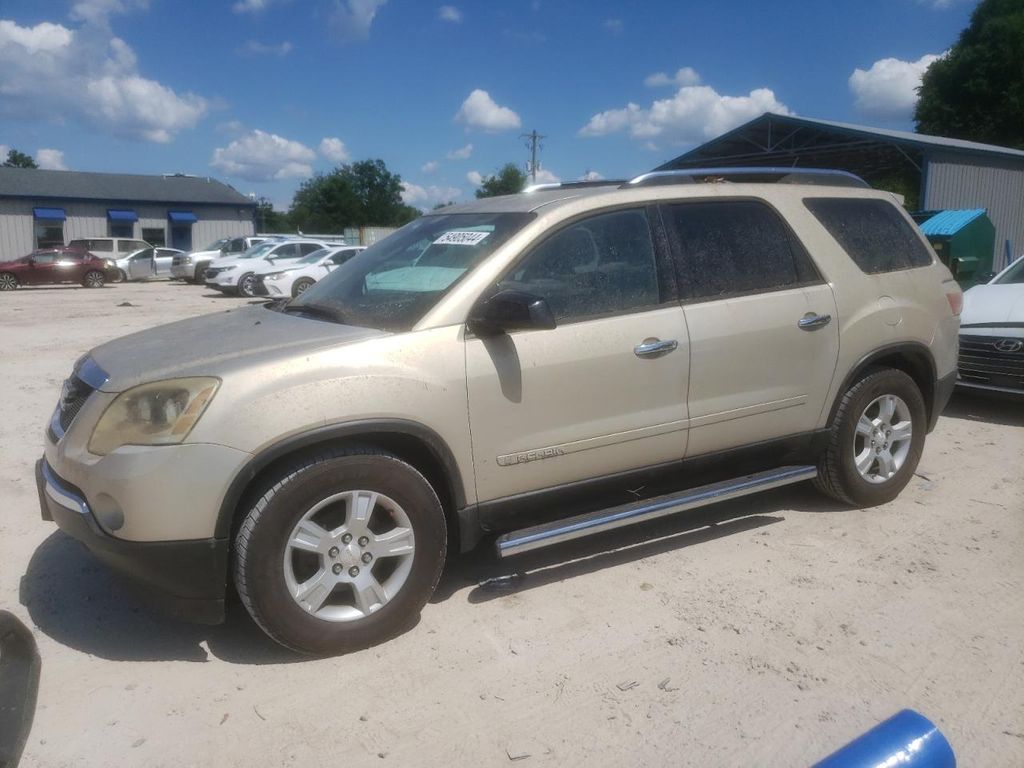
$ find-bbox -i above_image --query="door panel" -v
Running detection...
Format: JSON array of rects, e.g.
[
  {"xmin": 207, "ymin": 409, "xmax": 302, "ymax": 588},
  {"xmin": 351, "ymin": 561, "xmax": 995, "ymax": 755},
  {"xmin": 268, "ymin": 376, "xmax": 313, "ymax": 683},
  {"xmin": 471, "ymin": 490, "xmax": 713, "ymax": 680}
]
[
  {"xmin": 53, "ymin": 253, "xmax": 83, "ymax": 283},
  {"xmin": 465, "ymin": 205, "xmax": 688, "ymax": 504},
  {"xmin": 128, "ymin": 249, "xmax": 156, "ymax": 280},
  {"xmin": 466, "ymin": 307, "xmax": 689, "ymax": 502},
  {"xmin": 683, "ymin": 284, "xmax": 839, "ymax": 455}
]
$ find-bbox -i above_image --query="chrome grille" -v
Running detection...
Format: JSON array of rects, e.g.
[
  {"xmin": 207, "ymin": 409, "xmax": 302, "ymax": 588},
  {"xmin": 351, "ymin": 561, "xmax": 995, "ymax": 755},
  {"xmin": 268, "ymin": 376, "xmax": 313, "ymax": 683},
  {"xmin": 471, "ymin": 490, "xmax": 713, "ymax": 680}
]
[{"xmin": 958, "ymin": 334, "xmax": 1024, "ymax": 391}]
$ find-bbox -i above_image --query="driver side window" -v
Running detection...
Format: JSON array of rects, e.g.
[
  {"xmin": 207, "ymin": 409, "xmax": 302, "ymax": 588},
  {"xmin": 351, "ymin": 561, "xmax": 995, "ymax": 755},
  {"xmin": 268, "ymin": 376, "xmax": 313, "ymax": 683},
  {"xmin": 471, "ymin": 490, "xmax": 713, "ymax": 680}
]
[{"xmin": 499, "ymin": 208, "xmax": 661, "ymax": 322}]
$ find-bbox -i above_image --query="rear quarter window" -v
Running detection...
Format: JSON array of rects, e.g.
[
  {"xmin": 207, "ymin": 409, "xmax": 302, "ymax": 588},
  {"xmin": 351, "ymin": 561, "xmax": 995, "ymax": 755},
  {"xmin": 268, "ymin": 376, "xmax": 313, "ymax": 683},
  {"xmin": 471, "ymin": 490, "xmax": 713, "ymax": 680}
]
[{"xmin": 804, "ymin": 197, "xmax": 933, "ymax": 274}]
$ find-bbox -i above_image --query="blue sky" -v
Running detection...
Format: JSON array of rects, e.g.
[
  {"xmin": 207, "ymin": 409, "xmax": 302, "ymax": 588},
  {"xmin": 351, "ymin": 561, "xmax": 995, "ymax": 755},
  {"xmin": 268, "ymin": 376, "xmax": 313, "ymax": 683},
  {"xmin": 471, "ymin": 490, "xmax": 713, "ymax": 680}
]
[{"xmin": 0, "ymin": 0, "xmax": 976, "ymax": 210}]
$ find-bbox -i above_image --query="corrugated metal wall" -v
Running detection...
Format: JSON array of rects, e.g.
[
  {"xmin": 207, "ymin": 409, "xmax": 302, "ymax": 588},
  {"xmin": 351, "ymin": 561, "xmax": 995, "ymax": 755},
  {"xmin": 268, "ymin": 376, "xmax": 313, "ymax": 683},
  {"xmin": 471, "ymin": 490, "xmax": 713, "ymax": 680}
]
[
  {"xmin": 0, "ymin": 200, "xmax": 254, "ymax": 257},
  {"xmin": 925, "ymin": 152, "xmax": 1024, "ymax": 270}
]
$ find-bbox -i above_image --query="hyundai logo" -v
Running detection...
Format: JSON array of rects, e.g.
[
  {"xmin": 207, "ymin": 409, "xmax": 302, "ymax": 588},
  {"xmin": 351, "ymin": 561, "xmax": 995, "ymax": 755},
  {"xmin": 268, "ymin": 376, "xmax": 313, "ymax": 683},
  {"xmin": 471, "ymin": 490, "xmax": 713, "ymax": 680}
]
[{"xmin": 994, "ymin": 338, "xmax": 1023, "ymax": 353}]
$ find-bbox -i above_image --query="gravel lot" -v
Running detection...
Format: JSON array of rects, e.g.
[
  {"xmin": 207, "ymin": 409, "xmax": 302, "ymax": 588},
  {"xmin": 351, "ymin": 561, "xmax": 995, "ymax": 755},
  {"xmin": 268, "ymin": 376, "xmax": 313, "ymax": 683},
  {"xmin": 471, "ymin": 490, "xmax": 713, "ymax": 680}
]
[{"xmin": 2, "ymin": 281, "xmax": 1022, "ymax": 767}]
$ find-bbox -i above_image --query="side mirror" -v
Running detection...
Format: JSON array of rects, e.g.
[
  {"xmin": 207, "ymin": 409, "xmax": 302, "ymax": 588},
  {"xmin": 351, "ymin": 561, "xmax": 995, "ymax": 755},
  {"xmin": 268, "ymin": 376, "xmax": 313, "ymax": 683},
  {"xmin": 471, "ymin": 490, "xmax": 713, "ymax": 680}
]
[{"xmin": 468, "ymin": 289, "xmax": 556, "ymax": 336}]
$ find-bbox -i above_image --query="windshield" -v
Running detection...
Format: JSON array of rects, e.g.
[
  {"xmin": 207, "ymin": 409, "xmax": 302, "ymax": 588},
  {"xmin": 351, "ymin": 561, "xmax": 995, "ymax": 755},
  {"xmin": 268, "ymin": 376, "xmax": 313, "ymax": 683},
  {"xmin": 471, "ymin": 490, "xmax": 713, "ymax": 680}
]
[
  {"xmin": 238, "ymin": 242, "xmax": 277, "ymax": 260},
  {"xmin": 294, "ymin": 248, "xmax": 330, "ymax": 265},
  {"xmin": 290, "ymin": 212, "xmax": 534, "ymax": 331},
  {"xmin": 203, "ymin": 238, "xmax": 230, "ymax": 251},
  {"xmin": 995, "ymin": 256, "xmax": 1024, "ymax": 285}
]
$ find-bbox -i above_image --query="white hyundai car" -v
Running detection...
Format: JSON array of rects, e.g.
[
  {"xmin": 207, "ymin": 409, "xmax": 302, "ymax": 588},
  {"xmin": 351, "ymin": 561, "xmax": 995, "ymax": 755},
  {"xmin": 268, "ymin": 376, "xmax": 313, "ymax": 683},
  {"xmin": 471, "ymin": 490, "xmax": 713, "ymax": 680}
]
[
  {"xmin": 257, "ymin": 245, "xmax": 366, "ymax": 298},
  {"xmin": 958, "ymin": 255, "xmax": 1024, "ymax": 396},
  {"xmin": 204, "ymin": 239, "xmax": 331, "ymax": 296}
]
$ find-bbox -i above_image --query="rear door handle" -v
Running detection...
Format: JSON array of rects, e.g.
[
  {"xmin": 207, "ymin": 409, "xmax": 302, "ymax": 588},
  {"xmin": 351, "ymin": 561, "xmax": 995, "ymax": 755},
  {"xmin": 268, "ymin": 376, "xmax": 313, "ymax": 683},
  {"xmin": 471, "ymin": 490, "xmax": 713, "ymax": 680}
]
[
  {"xmin": 798, "ymin": 313, "xmax": 831, "ymax": 331},
  {"xmin": 634, "ymin": 338, "xmax": 678, "ymax": 357}
]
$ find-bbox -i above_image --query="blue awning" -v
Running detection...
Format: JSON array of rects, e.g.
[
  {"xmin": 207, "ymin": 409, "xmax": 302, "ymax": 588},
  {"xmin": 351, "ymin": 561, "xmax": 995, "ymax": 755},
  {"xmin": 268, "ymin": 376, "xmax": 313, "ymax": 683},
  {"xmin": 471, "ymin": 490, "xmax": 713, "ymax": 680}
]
[
  {"xmin": 167, "ymin": 211, "xmax": 198, "ymax": 224},
  {"xmin": 107, "ymin": 209, "xmax": 138, "ymax": 222},
  {"xmin": 33, "ymin": 207, "xmax": 66, "ymax": 221}
]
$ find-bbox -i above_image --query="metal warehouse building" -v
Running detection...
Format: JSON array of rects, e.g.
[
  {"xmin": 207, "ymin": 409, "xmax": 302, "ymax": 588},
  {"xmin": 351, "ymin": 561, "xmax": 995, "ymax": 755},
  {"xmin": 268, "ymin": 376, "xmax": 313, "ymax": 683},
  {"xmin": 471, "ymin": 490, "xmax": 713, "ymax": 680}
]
[
  {"xmin": 0, "ymin": 167, "xmax": 256, "ymax": 258},
  {"xmin": 659, "ymin": 113, "xmax": 1024, "ymax": 271}
]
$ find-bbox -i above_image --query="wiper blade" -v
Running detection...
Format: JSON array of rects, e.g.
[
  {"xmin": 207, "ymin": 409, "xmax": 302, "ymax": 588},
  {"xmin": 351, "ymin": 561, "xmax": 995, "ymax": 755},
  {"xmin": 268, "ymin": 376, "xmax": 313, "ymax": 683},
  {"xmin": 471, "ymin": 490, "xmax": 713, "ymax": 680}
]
[{"xmin": 282, "ymin": 302, "xmax": 346, "ymax": 324}]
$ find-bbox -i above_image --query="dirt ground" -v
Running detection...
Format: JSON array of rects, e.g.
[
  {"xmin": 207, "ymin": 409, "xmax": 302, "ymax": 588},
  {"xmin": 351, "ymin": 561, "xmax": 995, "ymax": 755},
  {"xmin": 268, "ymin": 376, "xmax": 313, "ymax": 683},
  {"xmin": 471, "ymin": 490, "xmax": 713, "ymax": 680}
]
[{"xmin": 1, "ymin": 281, "xmax": 1022, "ymax": 767}]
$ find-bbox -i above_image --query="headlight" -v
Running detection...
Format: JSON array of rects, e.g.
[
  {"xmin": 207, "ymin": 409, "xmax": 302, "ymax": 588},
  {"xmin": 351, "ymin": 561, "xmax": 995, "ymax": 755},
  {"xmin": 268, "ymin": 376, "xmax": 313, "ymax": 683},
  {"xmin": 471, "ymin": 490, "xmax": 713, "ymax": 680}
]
[
  {"xmin": 267, "ymin": 271, "xmax": 293, "ymax": 281},
  {"xmin": 88, "ymin": 377, "xmax": 219, "ymax": 455},
  {"xmin": 183, "ymin": 256, "xmax": 193, "ymax": 264},
  {"xmin": 104, "ymin": 259, "xmax": 115, "ymax": 268},
  {"xmin": 221, "ymin": 265, "xmax": 236, "ymax": 272}
]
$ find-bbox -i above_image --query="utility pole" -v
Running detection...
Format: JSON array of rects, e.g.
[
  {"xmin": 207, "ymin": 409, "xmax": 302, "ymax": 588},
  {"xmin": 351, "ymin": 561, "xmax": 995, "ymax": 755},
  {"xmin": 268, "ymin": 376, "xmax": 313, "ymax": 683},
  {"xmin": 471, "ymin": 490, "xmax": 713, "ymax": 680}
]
[{"xmin": 521, "ymin": 129, "xmax": 546, "ymax": 183}]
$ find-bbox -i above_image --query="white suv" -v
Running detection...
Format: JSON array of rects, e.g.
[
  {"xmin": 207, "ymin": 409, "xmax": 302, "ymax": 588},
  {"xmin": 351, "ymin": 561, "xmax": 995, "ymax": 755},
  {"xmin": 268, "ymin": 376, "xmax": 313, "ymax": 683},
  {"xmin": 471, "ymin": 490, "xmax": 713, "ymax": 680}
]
[
  {"xmin": 204, "ymin": 239, "xmax": 331, "ymax": 296},
  {"xmin": 37, "ymin": 169, "xmax": 961, "ymax": 655}
]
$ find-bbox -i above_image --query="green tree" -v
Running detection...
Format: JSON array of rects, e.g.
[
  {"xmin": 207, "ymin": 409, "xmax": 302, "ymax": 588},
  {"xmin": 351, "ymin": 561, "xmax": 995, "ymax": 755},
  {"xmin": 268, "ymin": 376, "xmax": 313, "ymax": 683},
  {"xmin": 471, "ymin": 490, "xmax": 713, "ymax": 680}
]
[
  {"xmin": 289, "ymin": 159, "xmax": 412, "ymax": 231},
  {"xmin": 3, "ymin": 148, "xmax": 37, "ymax": 168},
  {"xmin": 475, "ymin": 163, "xmax": 527, "ymax": 198},
  {"xmin": 915, "ymin": 0, "xmax": 1024, "ymax": 149}
]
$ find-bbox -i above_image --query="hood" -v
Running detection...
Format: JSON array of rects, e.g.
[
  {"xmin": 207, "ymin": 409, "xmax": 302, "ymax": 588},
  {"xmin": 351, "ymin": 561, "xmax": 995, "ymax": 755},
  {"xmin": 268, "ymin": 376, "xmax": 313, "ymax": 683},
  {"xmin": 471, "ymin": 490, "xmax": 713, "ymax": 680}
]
[
  {"xmin": 189, "ymin": 248, "xmax": 222, "ymax": 259},
  {"xmin": 88, "ymin": 305, "xmax": 387, "ymax": 392},
  {"xmin": 961, "ymin": 284, "xmax": 1024, "ymax": 326}
]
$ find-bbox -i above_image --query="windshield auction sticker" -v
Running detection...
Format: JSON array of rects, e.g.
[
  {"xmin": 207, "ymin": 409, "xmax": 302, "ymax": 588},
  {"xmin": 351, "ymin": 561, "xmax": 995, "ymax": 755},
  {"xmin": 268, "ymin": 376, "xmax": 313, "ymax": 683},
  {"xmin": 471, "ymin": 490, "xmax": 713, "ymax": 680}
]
[{"xmin": 433, "ymin": 230, "xmax": 491, "ymax": 246}]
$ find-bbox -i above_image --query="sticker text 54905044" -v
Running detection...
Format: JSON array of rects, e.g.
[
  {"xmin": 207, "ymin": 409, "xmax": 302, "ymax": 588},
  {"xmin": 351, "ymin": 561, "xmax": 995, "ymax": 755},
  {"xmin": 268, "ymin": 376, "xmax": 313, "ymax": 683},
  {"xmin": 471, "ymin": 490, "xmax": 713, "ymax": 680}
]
[{"xmin": 433, "ymin": 230, "xmax": 491, "ymax": 246}]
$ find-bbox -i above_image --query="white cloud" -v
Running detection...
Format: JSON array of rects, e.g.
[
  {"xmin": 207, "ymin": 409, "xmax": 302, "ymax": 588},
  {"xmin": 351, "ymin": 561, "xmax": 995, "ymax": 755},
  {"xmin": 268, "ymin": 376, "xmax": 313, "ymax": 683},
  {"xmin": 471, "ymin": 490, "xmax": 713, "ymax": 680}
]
[
  {"xmin": 330, "ymin": 0, "xmax": 387, "ymax": 41},
  {"xmin": 603, "ymin": 18, "xmax": 623, "ymax": 34},
  {"xmin": 849, "ymin": 53, "xmax": 941, "ymax": 120},
  {"xmin": 70, "ymin": 0, "xmax": 148, "ymax": 24},
  {"xmin": 455, "ymin": 90, "xmax": 521, "ymax": 132},
  {"xmin": 232, "ymin": 0, "xmax": 274, "ymax": 13},
  {"xmin": 531, "ymin": 168, "xmax": 560, "ymax": 184},
  {"xmin": 421, "ymin": 160, "xmax": 439, "ymax": 173},
  {"xmin": 318, "ymin": 136, "xmax": 349, "ymax": 163},
  {"xmin": 438, "ymin": 5, "xmax": 462, "ymax": 22},
  {"xmin": 446, "ymin": 142, "xmax": 473, "ymax": 160},
  {"xmin": 36, "ymin": 148, "xmax": 67, "ymax": 170},
  {"xmin": 466, "ymin": 170, "xmax": 483, "ymax": 186},
  {"xmin": 402, "ymin": 182, "xmax": 461, "ymax": 208},
  {"xmin": 579, "ymin": 170, "xmax": 603, "ymax": 181},
  {"xmin": 644, "ymin": 67, "xmax": 701, "ymax": 88},
  {"xmin": 579, "ymin": 82, "xmax": 792, "ymax": 145},
  {"xmin": 211, "ymin": 129, "xmax": 316, "ymax": 181},
  {"xmin": 0, "ymin": 19, "xmax": 207, "ymax": 143},
  {"xmin": 237, "ymin": 39, "xmax": 293, "ymax": 57}
]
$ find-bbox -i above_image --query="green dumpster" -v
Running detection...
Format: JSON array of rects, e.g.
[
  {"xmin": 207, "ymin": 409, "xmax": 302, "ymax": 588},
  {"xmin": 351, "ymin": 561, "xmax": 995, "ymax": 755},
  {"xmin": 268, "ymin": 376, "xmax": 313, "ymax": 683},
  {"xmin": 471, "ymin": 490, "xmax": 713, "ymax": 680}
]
[{"xmin": 911, "ymin": 209, "xmax": 995, "ymax": 288}]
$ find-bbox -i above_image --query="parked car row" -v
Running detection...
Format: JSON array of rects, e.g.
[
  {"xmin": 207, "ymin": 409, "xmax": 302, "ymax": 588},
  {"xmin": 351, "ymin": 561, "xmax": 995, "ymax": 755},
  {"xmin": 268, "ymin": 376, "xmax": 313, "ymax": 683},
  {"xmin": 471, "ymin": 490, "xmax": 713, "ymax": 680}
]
[{"xmin": 203, "ymin": 240, "xmax": 364, "ymax": 297}]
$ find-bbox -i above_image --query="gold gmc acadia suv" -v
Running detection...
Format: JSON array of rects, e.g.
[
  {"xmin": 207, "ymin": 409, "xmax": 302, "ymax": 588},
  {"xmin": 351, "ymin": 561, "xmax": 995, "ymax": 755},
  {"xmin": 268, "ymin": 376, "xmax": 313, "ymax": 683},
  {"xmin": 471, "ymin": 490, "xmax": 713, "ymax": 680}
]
[{"xmin": 37, "ymin": 169, "xmax": 962, "ymax": 655}]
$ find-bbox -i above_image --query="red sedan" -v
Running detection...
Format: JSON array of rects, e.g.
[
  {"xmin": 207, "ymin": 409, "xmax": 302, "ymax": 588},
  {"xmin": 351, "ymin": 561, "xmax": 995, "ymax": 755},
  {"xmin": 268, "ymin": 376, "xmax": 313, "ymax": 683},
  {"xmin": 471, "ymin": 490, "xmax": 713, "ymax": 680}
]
[{"xmin": 0, "ymin": 247, "xmax": 118, "ymax": 291}]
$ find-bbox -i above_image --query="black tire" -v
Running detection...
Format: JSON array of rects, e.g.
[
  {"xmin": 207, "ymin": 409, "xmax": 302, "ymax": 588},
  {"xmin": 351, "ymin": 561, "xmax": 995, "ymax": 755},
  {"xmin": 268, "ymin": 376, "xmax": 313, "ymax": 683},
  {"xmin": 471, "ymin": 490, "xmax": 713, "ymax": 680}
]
[
  {"xmin": 82, "ymin": 270, "xmax": 105, "ymax": 288},
  {"xmin": 233, "ymin": 446, "xmax": 447, "ymax": 655},
  {"xmin": 814, "ymin": 367, "xmax": 927, "ymax": 507},
  {"xmin": 291, "ymin": 277, "xmax": 315, "ymax": 298},
  {"xmin": 0, "ymin": 272, "xmax": 18, "ymax": 291},
  {"xmin": 238, "ymin": 272, "xmax": 257, "ymax": 298},
  {"xmin": 192, "ymin": 263, "xmax": 209, "ymax": 283}
]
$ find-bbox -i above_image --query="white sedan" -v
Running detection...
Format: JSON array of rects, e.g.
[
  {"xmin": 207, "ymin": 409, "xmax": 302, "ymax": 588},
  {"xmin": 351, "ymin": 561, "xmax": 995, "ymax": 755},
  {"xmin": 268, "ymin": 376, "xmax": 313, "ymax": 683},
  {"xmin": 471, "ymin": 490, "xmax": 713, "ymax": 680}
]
[
  {"xmin": 257, "ymin": 246, "xmax": 366, "ymax": 298},
  {"xmin": 958, "ymin": 255, "xmax": 1024, "ymax": 396}
]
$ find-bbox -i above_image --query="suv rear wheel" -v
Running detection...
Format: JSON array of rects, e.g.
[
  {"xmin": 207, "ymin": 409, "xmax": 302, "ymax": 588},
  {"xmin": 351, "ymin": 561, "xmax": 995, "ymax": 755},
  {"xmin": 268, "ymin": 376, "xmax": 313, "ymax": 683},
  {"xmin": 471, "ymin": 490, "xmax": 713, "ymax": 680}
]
[
  {"xmin": 233, "ymin": 446, "xmax": 447, "ymax": 655},
  {"xmin": 815, "ymin": 367, "xmax": 926, "ymax": 507}
]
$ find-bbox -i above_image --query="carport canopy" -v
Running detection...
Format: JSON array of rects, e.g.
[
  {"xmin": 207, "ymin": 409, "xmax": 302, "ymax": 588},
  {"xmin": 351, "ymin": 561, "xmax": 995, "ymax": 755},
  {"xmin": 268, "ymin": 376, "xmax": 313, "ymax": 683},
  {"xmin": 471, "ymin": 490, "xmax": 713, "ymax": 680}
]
[{"xmin": 32, "ymin": 207, "xmax": 66, "ymax": 221}]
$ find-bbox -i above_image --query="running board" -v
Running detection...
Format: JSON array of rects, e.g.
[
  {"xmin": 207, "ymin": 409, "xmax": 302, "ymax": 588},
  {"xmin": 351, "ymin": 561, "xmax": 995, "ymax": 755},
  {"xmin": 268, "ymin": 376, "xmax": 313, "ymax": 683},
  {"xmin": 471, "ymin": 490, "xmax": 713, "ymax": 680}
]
[{"xmin": 495, "ymin": 465, "xmax": 817, "ymax": 558}]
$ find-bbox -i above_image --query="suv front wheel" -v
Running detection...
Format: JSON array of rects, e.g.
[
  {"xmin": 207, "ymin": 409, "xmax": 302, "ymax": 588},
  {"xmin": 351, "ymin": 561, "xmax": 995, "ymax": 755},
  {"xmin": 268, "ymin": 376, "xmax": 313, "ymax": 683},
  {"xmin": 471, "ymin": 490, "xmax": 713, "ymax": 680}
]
[
  {"xmin": 233, "ymin": 446, "xmax": 447, "ymax": 655},
  {"xmin": 815, "ymin": 368, "xmax": 926, "ymax": 507}
]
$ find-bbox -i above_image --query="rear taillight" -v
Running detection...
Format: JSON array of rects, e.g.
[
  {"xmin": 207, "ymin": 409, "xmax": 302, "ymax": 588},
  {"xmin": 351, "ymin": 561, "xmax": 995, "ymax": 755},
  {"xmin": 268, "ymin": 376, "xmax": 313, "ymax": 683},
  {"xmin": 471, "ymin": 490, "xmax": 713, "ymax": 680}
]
[{"xmin": 945, "ymin": 283, "xmax": 963, "ymax": 316}]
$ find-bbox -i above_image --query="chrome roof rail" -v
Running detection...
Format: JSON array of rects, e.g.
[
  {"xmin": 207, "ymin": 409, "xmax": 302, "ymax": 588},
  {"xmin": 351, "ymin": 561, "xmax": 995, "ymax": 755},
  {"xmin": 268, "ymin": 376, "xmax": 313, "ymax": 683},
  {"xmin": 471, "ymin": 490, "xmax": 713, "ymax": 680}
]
[
  {"xmin": 622, "ymin": 167, "xmax": 869, "ymax": 189},
  {"xmin": 523, "ymin": 179, "xmax": 629, "ymax": 193}
]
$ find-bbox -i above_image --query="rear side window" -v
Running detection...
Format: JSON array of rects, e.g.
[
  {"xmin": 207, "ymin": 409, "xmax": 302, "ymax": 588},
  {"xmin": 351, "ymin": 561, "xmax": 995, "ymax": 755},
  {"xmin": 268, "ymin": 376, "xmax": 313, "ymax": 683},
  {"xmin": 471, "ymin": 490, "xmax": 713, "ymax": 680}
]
[
  {"xmin": 662, "ymin": 200, "xmax": 820, "ymax": 301},
  {"xmin": 804, "ymin": 198, "xmax": 933, "ymax": 273}
]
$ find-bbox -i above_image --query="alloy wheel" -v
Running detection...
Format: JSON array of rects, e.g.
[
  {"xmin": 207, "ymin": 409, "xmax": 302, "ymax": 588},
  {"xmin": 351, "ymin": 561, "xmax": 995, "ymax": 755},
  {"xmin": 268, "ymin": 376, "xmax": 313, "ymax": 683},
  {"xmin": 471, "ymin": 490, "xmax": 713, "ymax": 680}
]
[
  {"xmin": 853, "ymin": 394, "xmax": 913, "ymax": 484},
  {"xmin": 282, "ymin": 490, "xmax": 416, "ymax": 622},
  {"xmin": 0, "ymin": 273, "xmax": 16, "ymax": 291}
]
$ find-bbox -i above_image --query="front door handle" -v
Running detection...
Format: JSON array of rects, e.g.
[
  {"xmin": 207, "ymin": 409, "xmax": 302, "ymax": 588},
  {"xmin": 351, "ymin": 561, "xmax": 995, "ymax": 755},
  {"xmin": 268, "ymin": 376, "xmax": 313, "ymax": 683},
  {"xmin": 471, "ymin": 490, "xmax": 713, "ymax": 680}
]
[
  {"xmin": 798, "ymin": 313, "xmax": 832, "ymax": 331},
  {"xmin": 634, "ymin": 338, "xmax": 678, "ymax": 357}
]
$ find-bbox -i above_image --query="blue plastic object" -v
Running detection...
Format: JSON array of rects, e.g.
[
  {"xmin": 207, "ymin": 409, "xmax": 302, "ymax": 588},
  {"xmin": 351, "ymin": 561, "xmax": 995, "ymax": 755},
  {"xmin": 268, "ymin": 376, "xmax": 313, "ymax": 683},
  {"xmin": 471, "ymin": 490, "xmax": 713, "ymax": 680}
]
[{"xmin": 814, "ymin": 709, "xmax": 955, "ymax": 768}]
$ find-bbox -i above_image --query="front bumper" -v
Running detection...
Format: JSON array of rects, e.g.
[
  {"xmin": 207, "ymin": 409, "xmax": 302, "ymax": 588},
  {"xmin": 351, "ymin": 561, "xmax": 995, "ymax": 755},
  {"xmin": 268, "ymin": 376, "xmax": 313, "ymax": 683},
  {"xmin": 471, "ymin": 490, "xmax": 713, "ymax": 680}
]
[
  {"xmin": 170, "ymin": 263, "xmax": 192, "ymax": 279},
  {"xmin": 205, "ymin": 270, "xmax": 239, "ymax": 290},
  {"xmin": 930, "ymin": 370, "xmax": 957, "ymax": 430},
  {"xmin": 37, "ymin": 458, "xmax": 227, "ymax": 624}
]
